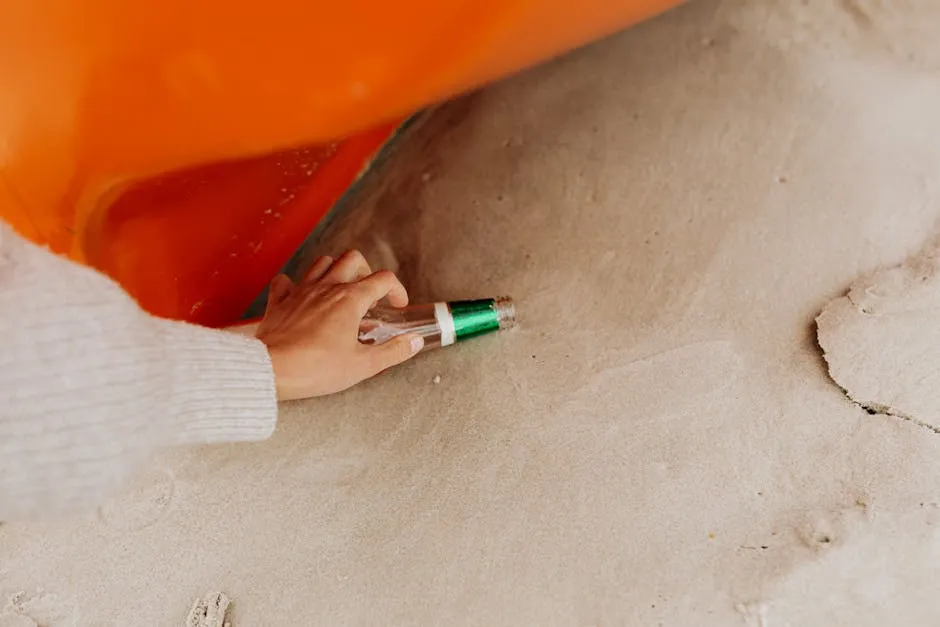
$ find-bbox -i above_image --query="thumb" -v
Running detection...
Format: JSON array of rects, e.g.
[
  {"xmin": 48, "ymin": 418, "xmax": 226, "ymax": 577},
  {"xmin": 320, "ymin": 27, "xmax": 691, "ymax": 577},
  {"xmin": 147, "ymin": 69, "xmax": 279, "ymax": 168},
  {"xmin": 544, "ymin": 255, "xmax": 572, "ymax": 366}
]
[{"xmin": 366, "ymin": 333, "xmax": 424, "ymax": 375}]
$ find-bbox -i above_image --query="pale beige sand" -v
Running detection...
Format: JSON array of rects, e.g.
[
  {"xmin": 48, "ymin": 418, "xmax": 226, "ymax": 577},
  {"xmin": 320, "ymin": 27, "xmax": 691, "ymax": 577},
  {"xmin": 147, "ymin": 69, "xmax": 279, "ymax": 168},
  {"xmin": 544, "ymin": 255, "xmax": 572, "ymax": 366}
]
[
  {"xmin": 0, "ymin": 591, "xmax": 78, "ymax": 626},
  {"xmin": 185, "ymin": 592, "xmax": 230, "ymax": 627},
  {"xmin": 818, "ymin": 239, "xmax": 940, "ymax": 432},
  {"xmin": 4, "ymin": 0, "xmax": 940, "ymax": 624}
]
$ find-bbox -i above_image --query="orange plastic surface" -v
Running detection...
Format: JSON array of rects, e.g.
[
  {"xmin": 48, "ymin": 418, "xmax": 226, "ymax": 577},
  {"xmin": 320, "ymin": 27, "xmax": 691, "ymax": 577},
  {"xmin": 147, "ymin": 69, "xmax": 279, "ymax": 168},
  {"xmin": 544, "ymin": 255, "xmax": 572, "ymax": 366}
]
[
  {"xmin": 0, "ymin": 0, "xmax": 683, "ymax": 325},
  {"xmin": 84, "ymin": 123, "xmax": 398, "ymax": 327}
]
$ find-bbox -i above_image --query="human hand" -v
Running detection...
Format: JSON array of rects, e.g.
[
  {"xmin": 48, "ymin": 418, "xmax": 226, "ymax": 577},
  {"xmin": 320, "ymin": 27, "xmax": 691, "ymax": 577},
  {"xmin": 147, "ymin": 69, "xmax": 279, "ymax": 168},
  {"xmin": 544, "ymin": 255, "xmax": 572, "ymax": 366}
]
[{"xmin": 256, "ymin": 250, "xmax": 424, "ymax": 401}]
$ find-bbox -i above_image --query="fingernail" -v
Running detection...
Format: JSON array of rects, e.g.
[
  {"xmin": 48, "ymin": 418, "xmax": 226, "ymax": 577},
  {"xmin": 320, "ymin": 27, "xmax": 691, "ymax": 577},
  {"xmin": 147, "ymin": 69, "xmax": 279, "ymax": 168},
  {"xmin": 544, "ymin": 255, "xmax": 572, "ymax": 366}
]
[{"xmin": 410, "ymin": 336, "xmax": 425, "ymax": 354}]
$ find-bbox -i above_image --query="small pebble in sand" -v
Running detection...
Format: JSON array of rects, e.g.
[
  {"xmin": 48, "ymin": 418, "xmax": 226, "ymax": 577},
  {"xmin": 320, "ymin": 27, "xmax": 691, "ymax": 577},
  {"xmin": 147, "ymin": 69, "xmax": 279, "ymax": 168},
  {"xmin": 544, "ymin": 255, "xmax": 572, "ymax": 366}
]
[{"xmin": 432, "ymin": 375, "xmax": 441, "ymax": 384}]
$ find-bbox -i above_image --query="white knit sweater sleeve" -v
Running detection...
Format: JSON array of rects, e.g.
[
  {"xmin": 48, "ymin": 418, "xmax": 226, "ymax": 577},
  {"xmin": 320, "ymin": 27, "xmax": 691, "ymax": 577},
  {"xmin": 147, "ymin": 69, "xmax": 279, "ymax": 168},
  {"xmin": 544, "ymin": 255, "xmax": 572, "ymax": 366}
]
[{"xmin": 0, "ymin": 223, "xmax": 278, "ymax": 520}]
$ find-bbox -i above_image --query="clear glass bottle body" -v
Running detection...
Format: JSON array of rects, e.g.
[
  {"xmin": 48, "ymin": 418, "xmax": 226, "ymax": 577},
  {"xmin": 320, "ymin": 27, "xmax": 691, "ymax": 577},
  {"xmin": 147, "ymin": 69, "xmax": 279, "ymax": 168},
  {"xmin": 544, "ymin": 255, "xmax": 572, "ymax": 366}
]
[{"xmin": 358, "ymin": 303, "xmax": 446, "ymax": 350}]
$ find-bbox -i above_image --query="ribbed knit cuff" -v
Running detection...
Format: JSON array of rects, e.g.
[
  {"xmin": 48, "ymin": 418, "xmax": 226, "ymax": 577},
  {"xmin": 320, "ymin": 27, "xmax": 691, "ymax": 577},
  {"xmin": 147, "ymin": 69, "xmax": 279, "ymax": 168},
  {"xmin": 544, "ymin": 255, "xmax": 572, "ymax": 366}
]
[{"xmin": 158, "ymin": 319, "xmax": 278, "ymax": 445}]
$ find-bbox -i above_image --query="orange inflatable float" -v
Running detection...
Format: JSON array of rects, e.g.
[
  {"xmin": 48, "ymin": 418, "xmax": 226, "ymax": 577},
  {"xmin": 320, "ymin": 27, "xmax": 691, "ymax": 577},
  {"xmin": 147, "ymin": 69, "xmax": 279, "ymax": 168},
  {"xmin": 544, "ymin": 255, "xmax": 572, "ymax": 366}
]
[{"xmin": 0, "ymin": 0, "xmax": 682, "ymax": 326}]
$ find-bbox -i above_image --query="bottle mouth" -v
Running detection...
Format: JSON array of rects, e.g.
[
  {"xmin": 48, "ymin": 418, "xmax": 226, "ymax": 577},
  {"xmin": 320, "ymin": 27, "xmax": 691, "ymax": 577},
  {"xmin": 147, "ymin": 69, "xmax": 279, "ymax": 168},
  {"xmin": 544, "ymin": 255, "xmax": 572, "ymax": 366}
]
[{"xmin": 494, "ymin": 297, "xmax": 517, "ymax": 330}]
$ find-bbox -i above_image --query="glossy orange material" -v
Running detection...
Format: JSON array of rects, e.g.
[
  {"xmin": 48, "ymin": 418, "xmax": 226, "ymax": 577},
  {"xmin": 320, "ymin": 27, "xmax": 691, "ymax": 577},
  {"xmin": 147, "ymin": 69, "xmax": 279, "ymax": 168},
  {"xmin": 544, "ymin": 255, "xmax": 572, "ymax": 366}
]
[
  {"xmin": 0, "ymin": 0, "xmax": 683, "ymax": 325},
  {"xmin": 84, "ymin": 124, "xmax": 398, "ymax": 327}
]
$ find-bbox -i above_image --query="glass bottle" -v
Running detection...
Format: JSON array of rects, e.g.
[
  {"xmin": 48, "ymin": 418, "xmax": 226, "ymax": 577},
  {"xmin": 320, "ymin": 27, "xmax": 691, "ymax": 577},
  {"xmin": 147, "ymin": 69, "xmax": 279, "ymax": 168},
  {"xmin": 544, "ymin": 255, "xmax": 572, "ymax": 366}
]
[{"xmin": 358, "ymin": 297, "xmax": 516, "ymax": 352}]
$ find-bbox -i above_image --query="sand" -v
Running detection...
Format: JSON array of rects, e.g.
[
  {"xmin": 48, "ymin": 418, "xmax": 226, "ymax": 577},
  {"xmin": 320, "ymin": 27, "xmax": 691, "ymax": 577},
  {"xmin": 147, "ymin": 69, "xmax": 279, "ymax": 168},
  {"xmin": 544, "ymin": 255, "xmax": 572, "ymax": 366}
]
[
  {"xmin": 4, "ymin": 0, "xmax": 940, "ymax": 624},
  {"xmin": 818, "ymin": 239, "xmax": 940, "ymax": 432},
  {"xmin": 185, "ymin": 593, "xmax": 230, "ymax": 627}
]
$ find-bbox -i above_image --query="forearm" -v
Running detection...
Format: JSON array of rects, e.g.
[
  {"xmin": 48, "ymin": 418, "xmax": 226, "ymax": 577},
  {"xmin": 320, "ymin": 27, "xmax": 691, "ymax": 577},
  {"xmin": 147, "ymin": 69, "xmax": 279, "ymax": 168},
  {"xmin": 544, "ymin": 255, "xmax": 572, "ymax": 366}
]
[{"xmin": 0, "ymin": 223, "xmax": 277, "ymax": 520}]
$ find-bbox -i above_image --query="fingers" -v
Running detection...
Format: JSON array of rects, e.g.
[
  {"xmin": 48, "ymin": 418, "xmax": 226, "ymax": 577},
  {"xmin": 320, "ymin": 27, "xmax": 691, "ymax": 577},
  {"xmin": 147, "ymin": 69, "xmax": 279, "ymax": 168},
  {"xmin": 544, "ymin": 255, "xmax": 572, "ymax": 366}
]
[
  {"xmin": 303, "ymin": 255, "xmax": 334, "ymax": 283},
  {"xmin": 355, "ymin": 270, "xmax": 409, "ymax": 312},
  {"xmin": 265, "ymin": 274, "xmax": 294, "ymax": 313},
  {"xmin": 323, "ymin": 250, "xmax": 371, "ymax": 284},
  {"xmin": 362, "ymin": 333, "xmax": 424, "ymax": 375}
]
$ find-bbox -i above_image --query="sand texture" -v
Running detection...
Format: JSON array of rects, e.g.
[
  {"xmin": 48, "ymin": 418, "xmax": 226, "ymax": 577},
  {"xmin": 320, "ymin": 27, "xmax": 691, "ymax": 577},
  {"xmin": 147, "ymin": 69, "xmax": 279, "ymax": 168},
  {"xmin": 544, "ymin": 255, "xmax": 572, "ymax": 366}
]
[
  {"xmin": 819, "ymin": 239, "xmax": 940, "ymax": 432},
  {"xmin": 185, "ymin": 592, "xmax": 230, "ymax": 627},
  {"xmin": 4, "ymin": 0, "xmax": 940, "ymax": 624}
]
